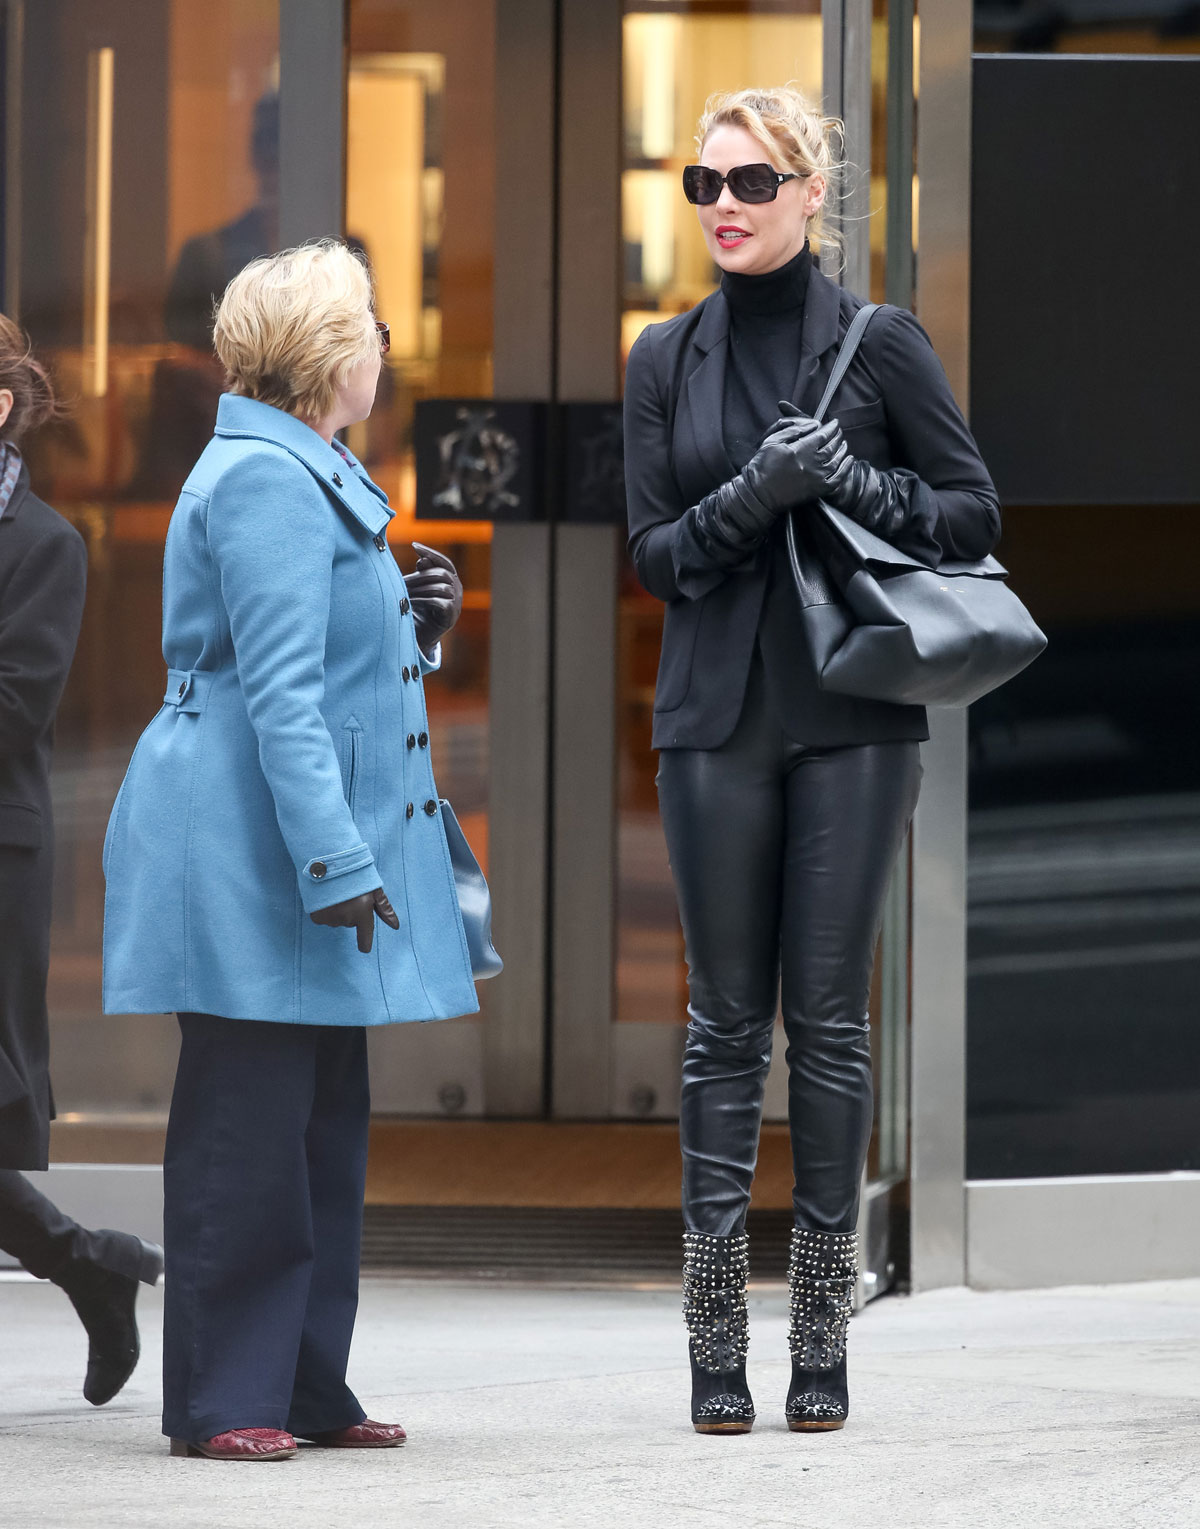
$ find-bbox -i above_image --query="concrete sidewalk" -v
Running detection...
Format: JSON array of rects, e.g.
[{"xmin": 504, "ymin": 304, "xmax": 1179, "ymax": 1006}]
[{"xmin": 2, "ymin": 1273, "xmax": 1198, "ymax": 1529}]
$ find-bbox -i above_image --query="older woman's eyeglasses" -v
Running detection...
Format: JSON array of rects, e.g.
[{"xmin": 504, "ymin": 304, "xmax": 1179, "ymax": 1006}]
[
  {"xmin": 682, "ymin": 163, "xmax": 809, "ymax": 206},
  {"xmin": 375, "ymin": 320, "xmax": 391, "ymax": 354}
]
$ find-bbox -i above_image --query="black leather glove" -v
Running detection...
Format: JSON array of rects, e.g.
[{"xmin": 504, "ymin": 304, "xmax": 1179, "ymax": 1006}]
[
  {"xmin": 776, "ymin": 401, "xmax": 941, "ymax": 562},
  {"xmin": 688, "ymin": 417, "xmax": 848, "ymax": 565},
  {"xmin": 310, "ymin": 886, "xmax": 399, "ymax": 954},
  {"xmin": 406, "ymin": 542, "xmax": 463, "ymax": 654}
]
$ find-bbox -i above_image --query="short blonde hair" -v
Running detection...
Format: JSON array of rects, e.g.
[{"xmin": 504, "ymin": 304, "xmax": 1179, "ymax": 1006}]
[
  {"xmin": 697, "ymin": 86, "xmax": 846, "ymax": 266},
  {"xmin": 213, "ymin": 239, "xmax": 378, "ymax": 422}
]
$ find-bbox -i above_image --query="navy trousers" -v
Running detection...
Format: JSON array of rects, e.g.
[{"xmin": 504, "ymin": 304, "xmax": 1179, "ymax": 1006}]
[{"xmin": 162, "ymin": 1013, "xmax": 370, "ymax": 1442}]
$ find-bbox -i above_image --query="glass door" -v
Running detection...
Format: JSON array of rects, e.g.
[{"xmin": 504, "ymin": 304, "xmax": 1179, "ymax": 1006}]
[{"xmin": 7, "ymin": 0, "xmax": 282, "ymax": 1155}]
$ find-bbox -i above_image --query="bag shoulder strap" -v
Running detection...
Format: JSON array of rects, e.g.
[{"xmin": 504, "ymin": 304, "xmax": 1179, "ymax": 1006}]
[{"xmin": 813, "ymin": 303, "xmax": 881, "ymax": 423}]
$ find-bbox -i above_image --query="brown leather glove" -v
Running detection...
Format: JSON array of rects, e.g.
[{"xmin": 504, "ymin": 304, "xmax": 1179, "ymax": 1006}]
[{"xmin": 309, "ymin": 886, "xmax": 399, "ymax": 954}]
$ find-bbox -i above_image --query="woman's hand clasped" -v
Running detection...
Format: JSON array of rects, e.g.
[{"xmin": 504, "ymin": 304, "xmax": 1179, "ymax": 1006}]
[
  {"xmin": 309, "ymin": 886, "xmax": 400, "ymax": 954},
  {"xmin": 406, "ymin": 543, "xmax": 463, "ymax": 656},
  {"xmin": 750, "ymin": 402, "xmax": 849, "ymax": 509}
]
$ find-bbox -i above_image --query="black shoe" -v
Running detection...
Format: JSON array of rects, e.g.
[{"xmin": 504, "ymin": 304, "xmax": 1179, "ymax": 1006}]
[
  {"xmin": 784, "ymin": 1227, "xmax": 857, "ymax": 1433},
  {"xmin": 56, "ymin": 1233, "xmax": 164, "ymax": 1406},
  {"xmin": 682, "ymin": 1231, "xmax": 755, "ymax": 1435}
]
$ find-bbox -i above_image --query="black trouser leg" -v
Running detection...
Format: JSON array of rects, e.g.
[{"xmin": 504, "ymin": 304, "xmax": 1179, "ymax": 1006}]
[
  {"xmin": 286, "ymin": 1026, "xmax": 370, "ymax": 1438},
  {"xmin": 162, "ymin": 1014, "xmax": 368, "ymax": 1443},
  {"xmin": 658, "ymin": 667, "xmax": 785, "ymax": 1237},
  {"xmin": 780, "ymin": 741, "xmax": 921, "ymax": 1232},
  {"xmin": 0, "ymin": 1169, "xmax": 145, "ymax": 1282},
  {"xmin": 659, "ymin": 664, "xmax": 921, "ymax": 1239},
  {"xmin": 0, "ymin": 1169, "xmax": 86, "ymax": 1280}
]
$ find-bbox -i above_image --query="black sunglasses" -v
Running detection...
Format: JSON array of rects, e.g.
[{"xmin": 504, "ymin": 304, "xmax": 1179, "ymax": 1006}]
[
  {"xmin": 375, "ymin": 319, "xmax": 390, "ymax": 354},
  {"xmin": 682, "ymin": 162, "xmax": 809, "ymax": 206}
]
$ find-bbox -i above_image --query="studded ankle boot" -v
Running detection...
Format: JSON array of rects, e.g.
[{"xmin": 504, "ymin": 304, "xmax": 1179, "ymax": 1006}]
[
  {"xmin": 682, "ymin": 1230, "xmax": 754, "ymax": 1434},
  {"xmin": 785, "ymin": 1227, "xmax": 857, "ymax": 1432}
]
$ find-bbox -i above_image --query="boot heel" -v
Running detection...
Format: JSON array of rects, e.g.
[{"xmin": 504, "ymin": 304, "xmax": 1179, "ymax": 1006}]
[
  {"xmin": 137, "ymin": 1239, "xmax": 165, "ymax": 1287},
  {"xmin": 169, "ymin": 1439, "xmax": 196, "ymax": 1457}
]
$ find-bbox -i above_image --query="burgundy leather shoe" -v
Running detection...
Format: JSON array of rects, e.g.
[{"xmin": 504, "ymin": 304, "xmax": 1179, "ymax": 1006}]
[
  {"xmin": 170, "ymin": 1428, "xmax": 298, "ymax": 1460},
  {"xmin": 305, "ymin": 1419, "xmax": 406, "ymax": 1448}
]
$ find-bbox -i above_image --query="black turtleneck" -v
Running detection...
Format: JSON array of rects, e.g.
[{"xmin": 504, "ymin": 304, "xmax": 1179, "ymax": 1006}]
[{"xmin": 721, "ymin": 242, "xmax": 811, "ymax": 472}]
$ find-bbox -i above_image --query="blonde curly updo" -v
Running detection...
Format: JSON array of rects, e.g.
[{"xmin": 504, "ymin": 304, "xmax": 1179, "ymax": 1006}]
[{"xmin": 696, "ymin": 85, "xmax": 845, "ymax": 264}]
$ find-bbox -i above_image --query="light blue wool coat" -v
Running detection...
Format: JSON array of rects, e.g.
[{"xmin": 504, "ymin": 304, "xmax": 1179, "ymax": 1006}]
[{"xmin": 102, "ymin": 394, "xmax": 480, "ymax": 1026}]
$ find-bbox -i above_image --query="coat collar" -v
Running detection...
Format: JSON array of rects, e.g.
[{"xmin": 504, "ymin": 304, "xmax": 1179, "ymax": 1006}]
[
  {"xmin": 681, "ymin": 264, "xmax": 846, "ymax": 490},
  {"xmin": 0, "ymin": 458, "xmax": 32, "ymax": 526},
  {"xmin": 213, "ymin": 394, "xmax": 393, "ymax": 537}
]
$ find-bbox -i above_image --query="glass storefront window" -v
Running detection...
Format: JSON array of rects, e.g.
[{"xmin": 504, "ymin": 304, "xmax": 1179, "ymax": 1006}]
[
  {"xmin": 975, "ymin": 1, "xmax": 1200, "ymax": 54},
  {"xmin": 346, "ymin": 0, "xmax": 495, "ymax": 884},
  {"xmin": 11, "ymin": 1, "xmax": 280, "ymax": 1124},
  {"xmin": 967, "ymin": 506, "xmax": 1200, "ymax": 1176}
]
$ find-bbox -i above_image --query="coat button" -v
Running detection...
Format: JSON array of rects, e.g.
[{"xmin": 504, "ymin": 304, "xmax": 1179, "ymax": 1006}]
[
  {"xmin": 373, "ymin": 533, "xmax": 386, "ymax": 551},
  {"xmin": 332, "ymin": 472, "xmax": 344, "ymax": 487},
  {"xmin": 400, "ymin": 598, "xmax": 410, "ymax": 615},
  {"xmin": 418, "ymin": 732, "xmax": 428, "ymax": 748},
  {"xmin": 177, "ymin": 681, "xmax": 186, "ymax": 697},
  {"xmin": 407, "ymin": 733, "xmax": 416, "ymax": 750},
  {"xmin": 423, "ymin": 799, "xmax": 437, "ymax": 816},
  {"xmin": 310, "ymin": 861, "xmax": 327, "ymax": 879},
  {"xmin": 405, "ymin": 803, "xmax": 414, "ymax": 820},
  {"xmin": 402, "ymin": 666, "xmax": 410, "ymax": 682}
]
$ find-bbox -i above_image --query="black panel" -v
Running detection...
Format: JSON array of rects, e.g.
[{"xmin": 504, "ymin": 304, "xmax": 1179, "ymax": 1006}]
[
  {"xmin": 970, "ymin": 56, "xmax": 1200, "ymax": 504},
  {"xmin": 414, "ymin": 399, "xmax": 547, "ymax": 521}
]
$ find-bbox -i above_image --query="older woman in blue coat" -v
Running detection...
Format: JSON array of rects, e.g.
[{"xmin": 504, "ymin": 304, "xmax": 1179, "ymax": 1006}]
[{"xmin": 102, "ymin": 240, "xmax": 478, "ymax": 1461}]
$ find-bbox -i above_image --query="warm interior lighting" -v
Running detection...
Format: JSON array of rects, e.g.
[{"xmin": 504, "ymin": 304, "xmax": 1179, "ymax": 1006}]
[{"xmin": 84, "ymin": 46, "xmax": 114, "ymax": 398}]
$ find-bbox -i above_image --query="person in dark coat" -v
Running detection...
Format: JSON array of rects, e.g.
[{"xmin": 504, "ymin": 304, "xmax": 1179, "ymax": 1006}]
[
  {"xmin": 0, "ymin": 312, "xmax": 163, "ymax": 1404},
  {"xmin": 623, "ymin": 88, "xmax": 1000, "ymax": 1435}
]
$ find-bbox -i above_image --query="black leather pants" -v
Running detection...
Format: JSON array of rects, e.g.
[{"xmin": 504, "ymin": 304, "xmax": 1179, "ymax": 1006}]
[{"xmin": 657, "ymin": 656, "xmax": 922, "ymax": 1237}]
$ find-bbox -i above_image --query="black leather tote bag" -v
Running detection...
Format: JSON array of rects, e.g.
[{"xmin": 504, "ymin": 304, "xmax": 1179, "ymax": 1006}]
[{"xmin": 785, "ymin": 304, "xmax": 1046, "ymax": 708}]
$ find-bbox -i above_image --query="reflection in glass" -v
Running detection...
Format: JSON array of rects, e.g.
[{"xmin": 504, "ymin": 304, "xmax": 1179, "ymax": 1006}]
[
  {"xmin": 967, "ymin": 506, "xmax": 1200, "ymax": 1176},
  {"xmin": 14, "ymin": 1, "xmax": 281, "ymax": 1123},
  {"xmin": 346, "ymin": 1, "xmax": 495, "ymax": 889}
]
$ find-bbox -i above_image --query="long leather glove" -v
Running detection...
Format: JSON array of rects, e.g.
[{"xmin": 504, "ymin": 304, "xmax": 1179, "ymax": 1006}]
[
  {"xmin": 686, "ymin": 418, "xmax": 848, "ymax": 567},
  {"xmin": 405, "ymin": 542, "xmax": 463, "ymax": 655},
  {"xmin": 310, "ymin": 886, "xmax": 399, "ymax": 954},
  {"xmin": 777, "ymin": 401, "xmax": 942, "ymax": 564}
]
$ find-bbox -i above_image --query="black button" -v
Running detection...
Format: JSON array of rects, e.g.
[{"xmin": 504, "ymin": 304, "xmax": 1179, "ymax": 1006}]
[
  {"xmin": 373, "ymin": 533, "xmax": 386, "ymax": 551},
  {"xmin": 407, "ymin": 733, "xmax": 416, "ymax": 750},
  {"xmin": 402, "ymin": 666, "xmax": 410, "ymax": 682},
  {"xmin": 400, "ymin": 598, "xmax": 410, "ymax": 615},
  {"xmin": 310, "ymin": 861, "xmax": 327, "ymax": 879},
  {"xmin": 405, "ymin": 803, "xmax": 414, "ymax": 820},
  {"xmin": 418, "ymin": 732, "xmax": 428, "ymax": 748},
  {"xmin": 177, "ymin": 681, "xmax": 186, "ymax": 697},
  {"xmin": 423, "ymin": 799, "xmax": 438, "ymax": 816},
  {"xmin": 332, "ymin": 472, "xmax": 344, "ymax": 487}
]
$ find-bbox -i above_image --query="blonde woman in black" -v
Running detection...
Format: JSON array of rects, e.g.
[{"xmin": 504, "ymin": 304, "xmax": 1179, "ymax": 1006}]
[{"xmin": 624, "ymin": 87, "xmax": 999, "ymax": 1433}]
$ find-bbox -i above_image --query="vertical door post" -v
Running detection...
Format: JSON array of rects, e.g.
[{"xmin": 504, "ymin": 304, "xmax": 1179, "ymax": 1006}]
[
  {"xmin": 486, "ymin": 0, "xmax": 560, "ymax": 1115},
  {"xmin": 549, "ymin": 0, "xmax": 622, "ymax": 1118},
  {"xmin": 279, "ymin": 0, "xmax": 347, "ymax": 245},
  {"xmin": 910, "ymin": 0, "xmax": 974, "ymax": 1292}
]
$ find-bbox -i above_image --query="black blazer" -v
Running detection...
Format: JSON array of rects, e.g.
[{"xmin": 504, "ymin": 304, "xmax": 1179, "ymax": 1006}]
[
  {"xmin": 624, "ymin": 265, "xmax": 1001, "ymax": 750},
  {"xmin": 0, "ymin": 462, "xmax": 87, "ymax": 1169}
]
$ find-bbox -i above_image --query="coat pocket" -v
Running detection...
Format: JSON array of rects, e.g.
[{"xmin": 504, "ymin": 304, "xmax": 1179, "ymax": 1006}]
[
  {"xmin": 0, "ymin": 801, "xmax": 42, "ymax": 849},
  {"xmin": 654, "ymin": 598, "xmax": 703, "ymax": 713},
  {"xmin": 340, "ymin": 719, "xmax": 363, "ymax": 816}
]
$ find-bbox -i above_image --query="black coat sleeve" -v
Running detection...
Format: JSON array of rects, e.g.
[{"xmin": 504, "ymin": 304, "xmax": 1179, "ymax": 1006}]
[
  {"xmin": 0, "ymin": 521, "xmax": 87, "ymax": 759},
  {"xmin": 623, "ymin": 327, "xmax": 732, "ymax": 603},
  {"xmin": 875, "ymin": 307, "xmax": 1001, "ymax": 562}
]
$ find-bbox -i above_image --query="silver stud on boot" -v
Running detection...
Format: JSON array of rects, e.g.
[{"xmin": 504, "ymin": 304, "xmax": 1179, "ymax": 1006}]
[
  {"xmin": 785, "ymin": 1227, "xmax": 857, "ymax": 1432},
  {"xmin": 683, "ymin": 1231, "xmax": 754, "ymax": 1434}
]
